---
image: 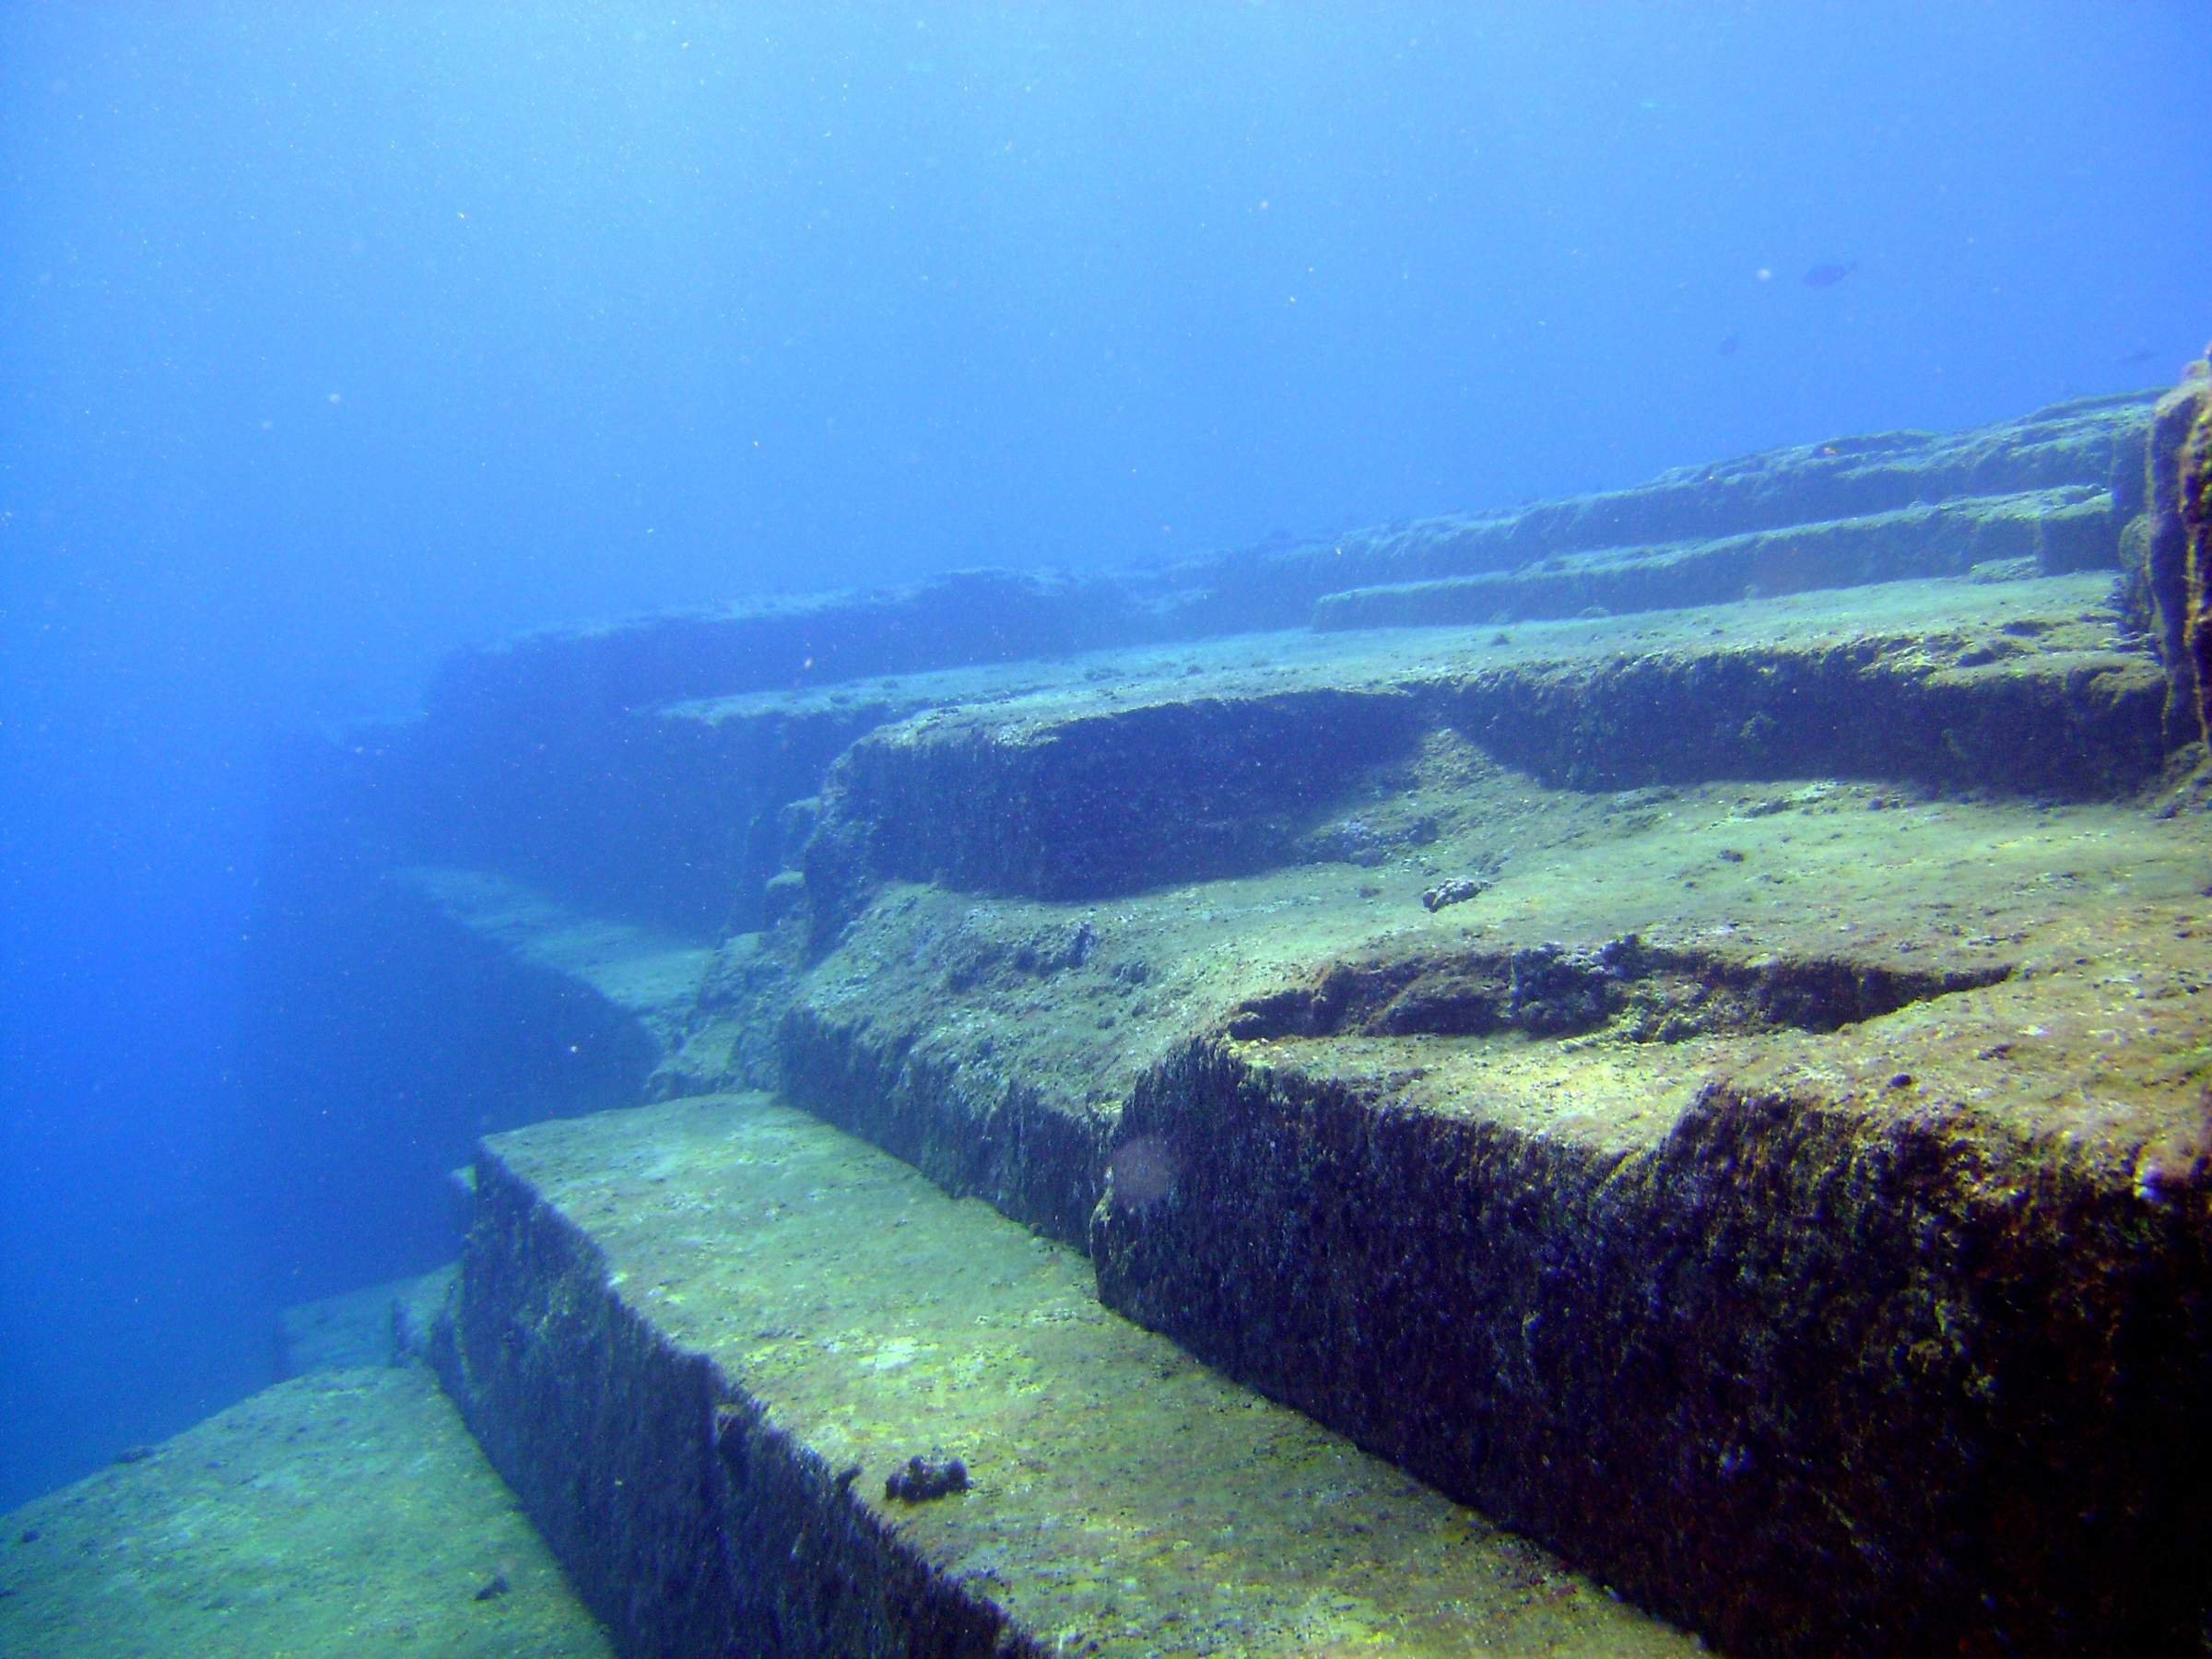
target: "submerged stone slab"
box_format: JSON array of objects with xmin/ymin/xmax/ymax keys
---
[
  {"xmin": 2124, "ymin": 357, "xmax": 2212, "ymax": 748},
  {"xmin": 1092, "ymin": 1029, "xmax": 2212, "ymax": 1653},
  {"xmin": 396, "ymin": 551, "xmax": 2206, "ymax": 1649},
  {"xmin": 408, "ymin": 395, "xmax": 2153, "ymax": 748},
  {"xmin": 1168, "ymin": 392, "xmax": 2152, "ymax": 629},
  {"xmin": 422, "ymin": 568, "xmax": 1146, "ymax": 737},
  {"xmin": 439, "ymin": 1091, "xmax": 1697, "ymax": 1656},
  {"xmin": 0, "ymin": 1366, "xmax": 610, "ymax": 1658},
  {"xmin": 805, "ymin": 574, "xmax": 2161, "ymax": 928},
  {"xmin": 285, "ymin": 394, "xmax": 2158, "ymax": 948},
  {"xmin": 1311, "ymin": 488, "xmax": 2112, "ymax": 631}
]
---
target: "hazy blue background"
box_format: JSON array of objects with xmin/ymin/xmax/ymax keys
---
[{"xmin": 2, "ymin": 1, "xmax": 2206, "ymax": 1508}]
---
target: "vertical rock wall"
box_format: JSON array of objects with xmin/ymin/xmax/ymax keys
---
[
  {"xmin": 2182, "ymin": 374, "xmax": 2212, "ymax": 747},
  {"xmin": 2125, "ymin": 355, "xmax": 2212, "ymax": 749}
]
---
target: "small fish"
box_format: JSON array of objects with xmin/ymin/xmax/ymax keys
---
[
  {"xmin": 2118, "ymin": 347, "xmax": 2159, "ymax": 367},
  {"xmin": 1802, "ymin": 261, "xmax": 1859, "ymax": 288},
  {"xmin": 1715, "ymin": 333, "xmax": 1742, "ymax": 358}
]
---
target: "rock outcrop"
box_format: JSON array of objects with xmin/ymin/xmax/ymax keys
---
[
  {"xmin": 243, "ymin": 385, "xmax": 2212, "ymax": 1654},
  {"xmin": 2124, "ymin": 354, "xmax": 2212, "ymax": 749}
]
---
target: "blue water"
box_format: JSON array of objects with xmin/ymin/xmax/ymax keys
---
[{"xmin": 1, "ymin": 2, "xmax": 2206, "ymax": 1512}]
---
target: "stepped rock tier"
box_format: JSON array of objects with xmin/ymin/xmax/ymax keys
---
[{"xmin": 238, "ymin": 383, "xmax": 2212, "ymax": 1654}]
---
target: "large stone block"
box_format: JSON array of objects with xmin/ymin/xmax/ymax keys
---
[{"xmin": 436, "ymin": 1092, "xmax": 1696, "ymax": 1655}]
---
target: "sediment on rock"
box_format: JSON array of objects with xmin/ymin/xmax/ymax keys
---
[
  {"xmin": 241, "ymin": 383, "xmax": 2212, "ymax": 1655},
  {"xmin": 1441, "ymin": 636, "xmax": 2164, "ymax": 798},
  {"xmin": 423, "ymin": 569, "xmax": 1145, "ymax": 736},
  {"xmin": 2182, "ymin": 375, "xmax": 2212, "ymax": 746},
  {"xmin": 1160, "ymin": 392, "xmax": 2152, "ymax": 632},
  {"xmin": 812, "ymin": 688, "xmax": 1419, "ymax": 912},
  {"xmin": 1223, "ymin": 935, "xmax": 2011, "ymax": 1044},
  {"xmin": 276, "ymin": 394, "xmax": 2169, "ymax": 969}
]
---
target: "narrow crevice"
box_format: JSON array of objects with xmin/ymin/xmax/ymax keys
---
[{"xmin": 1226, "ymin": 935, "xmax": 2012, "ymax": 1045}]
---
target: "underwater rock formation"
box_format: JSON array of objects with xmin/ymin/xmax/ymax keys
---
[{"xmin": 247, "ymin": 389, "xmax": 2212, "ymax": 1655}]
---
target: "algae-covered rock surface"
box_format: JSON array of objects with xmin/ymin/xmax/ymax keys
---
[
  {"xmin": 779, "ymin": 682, "xmax": 2212, "ymax": 1649},
  {"xmin": 441, "ymin": 1089, "xmax": 1697, "ymax": 1656},
  {"xmin": 406, "ymin": 567, "xmax": 2212, "ymax": 1652},
  {"xmin": 249, "ymin": 383, "xmax": 2212, "ymax": 1653},
  {"xmin": 0, "ymin": 1366, "xmax": 610, "ymax": 1658}
]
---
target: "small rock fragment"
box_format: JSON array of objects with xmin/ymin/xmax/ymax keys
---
[
  {"xmin": 885, "ymin": 1454, "xmax": 970, "ymax": 1502},
  {"xmin": 1421, "ymin": 877, "xmax": 1490, "ymax": 912}
]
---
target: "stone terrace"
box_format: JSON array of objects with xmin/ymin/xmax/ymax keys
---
[{"xmin": 237, "ymin": 383, "xmax": 2212, "ymax": 1654}]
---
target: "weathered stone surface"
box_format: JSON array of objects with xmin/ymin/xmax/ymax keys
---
[
  {"xmin": 232, "ymin": 841, "xmax": 665, "ymax": 1290},
  {"xmin": 799, "ymin": 576, "xmax": 2161, "ymax": 939},
  {"xmin": 278, "ymin": 1265, "xmax": 457, "ymax": 1375},
  {"xmin": 0, "ymin": 1367, "xmax": 611, "ymax": 1657},
  {"xmin": 400, "ymin": 865, "xmax": 712, "ymax": 1056},
  {"xmin": 394, "ymin": 558, "xmax": 2206, "ymax": 1651},
  {"xmin": 266, "ymin": 394, "xmax": 2170, "ymax": 967},
  {"xmin": 438, "ymin": 1092, "xmax": 1696, "ymax": 1655},
  {"xmin": 813, "ymin": 688, "xmax": 1416, "ymax": 912},
  {"xmin": 423, "ymin": 568, "xmax": 1146, "ymax": 736},
  {"xmin": 1093, "ymin": 1042, "xmax": 2211, "ymax": 1654},
  {"xmin": 764, "ymin": 738, "xmax": 2212, "ymax": 1651},
  {"xmin": 1160, "ymin": 392, "xmax": 2151, "ymax": 632},
  {"xmin": 408, "ymin": 396, "xmax": 2155, "ymax": 747},
  {"xmin": 1311, "ymin": 488, "xmax": 2112, "ymax": 631}
]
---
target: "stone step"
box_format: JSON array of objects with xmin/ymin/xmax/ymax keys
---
[
  {"xmin": 397, "ymin": 560, "xmax": 2211, "ymax": 1649},
  {"xmin": 1218, "ymin": 391, "xmax": 2150, "ymax": 619},
  {"xmin": 277, "ymin": 1265, "xmax": 457, "ymax": 1376},
  {"xmin": 413, "ymin": 394, "xmax": 2153, "ymax": 737},
  {"xmin": 766, "ymin": 756, "xmax": 2212, "ymax": 1650},
  {"xmin": 805, "ymin": 574, "xmax": 2162, "ymax": 927},
  {"xmin": 0, "ymin": 1366, "xmax": 611, "ymax": 1657},
  {"xmin": 436, "ymin": 1089, "xmax": 1699, "ymax": 1656},
  {"xmin": 282, "ymin": 394, "xmax": 2157, "ymax": 947},
  {"xmin": 233, "ymin": 380, "xmax": 2212, "ymax": 1652},
  {"xmin": 1310, "ymin": 488, "xmax": 2113, "ymax": 631}
]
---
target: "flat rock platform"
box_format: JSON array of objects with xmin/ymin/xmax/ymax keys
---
[
  {"xmin": 0, "ymin": 1366, "xmax": 610, "ymax": 1658},
  {"xmin": 441, "ymin": 1090, "xmax": 1696, "ymax": 1655}
]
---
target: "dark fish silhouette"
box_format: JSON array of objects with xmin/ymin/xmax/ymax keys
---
[
  {"xmin": 1802, "ymin": 261, "xmax": 1858, "ymax": 288},
  {"xmin": 2118, "ymin": 347, "xmax": 2159, "ymax": 367}
]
